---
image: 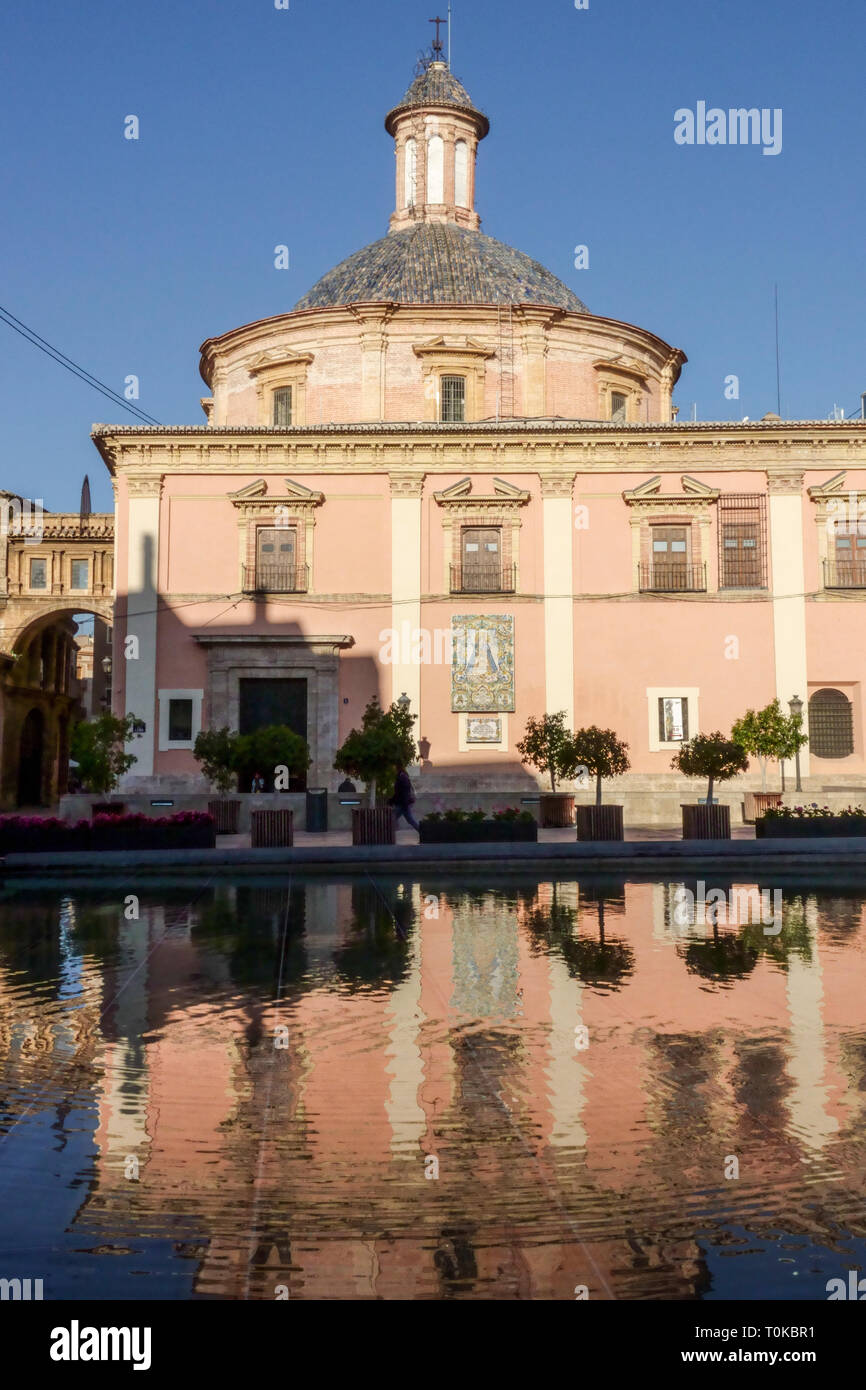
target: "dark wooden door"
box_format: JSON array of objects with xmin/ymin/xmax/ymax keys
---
[{"xmin": 461, "ymin": 527, "xmax": 500, "ymax": 591}]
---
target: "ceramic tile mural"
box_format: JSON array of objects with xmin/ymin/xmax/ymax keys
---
[{"xmin": 451, "ymin": 614, "xmax": 514, "ymax": 712}]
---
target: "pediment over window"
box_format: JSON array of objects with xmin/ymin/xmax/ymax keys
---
[
  {"xmin": 623, "ymin": 475, "xmax": 719, "ymax": 507},
  {"xmin": 247, "ymin": 350, "xmax": 315, "ymax": 376},
  {"xmin": 433, "ymin": 476, "xmax": 530, "ymax": 507},
  {"xmin": 412, "ymin": 337, "xmax": 495, "ymax": 361},
  {"xmin": 229, "ymin": 478, "xmax": 324, "ymax": 511},
  {"xmin": 808, "ymin": 471, "xmax": 848, "ymax": 500}
]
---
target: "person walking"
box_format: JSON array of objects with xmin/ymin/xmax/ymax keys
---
[{"xmin": 390, "ymin": 761, "xmax": 420, "ymax": 835}]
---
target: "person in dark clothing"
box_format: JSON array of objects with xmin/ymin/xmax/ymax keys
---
[{"xmin": 390, "ymin": 762, "xmax": 420, "ymax": 833}]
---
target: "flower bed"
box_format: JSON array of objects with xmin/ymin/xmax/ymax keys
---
[
  {"xmin": 419, "ymin": 808, "xmax": 538, "ymax": 844},
  {"xmin": 0, "ymin": 811, "xmax": 215, "ymax": 855},
  {"xmin": 756, "ymin": 805, "xmax": 866, "ymax": 838}
]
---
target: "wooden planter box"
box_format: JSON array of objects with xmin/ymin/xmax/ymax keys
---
[
  {"xmin": 743, "ymin": 791, "xmax": 783, "ymax": 824},
  {"xmin": 208, "ymin": 798, "xmax": 241, "ymax": 835},
  {"xmin": 756, "ymin": 817, "xmax": 866, "ymax": 838},
  {"xmin": 352, "ymin": 808, "xmax": 396, "ymax": 846},
  {"xmin": 250, "ymin": 808, "xmax": 294, "ymax": 848},
  {"xmin": 575, "ymin": 805, "xmax": 624, "ymax": 841},
  {"xmin": 419, "ymin": 820, "xmax": 538, "ymax": 844},
  {"xmin": 681, "ymin": 804, "xmax": 731, "ymax": 840},
  {"xmin": 539, "ymin": 793, "xmax": 575, "ymax": 828}
]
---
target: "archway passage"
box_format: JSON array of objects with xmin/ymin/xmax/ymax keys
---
[{"xmin": 18, "ymin": 707, "xmax": 45, "ymax": 806}]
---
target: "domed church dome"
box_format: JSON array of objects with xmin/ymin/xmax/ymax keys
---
[
  {"xmin": 294, "ymin": 222, "xmax": 586, "ymax": 312},
  {"xmin": 294, "ymin": 57, "xmax": 586, "ymax": 316}
]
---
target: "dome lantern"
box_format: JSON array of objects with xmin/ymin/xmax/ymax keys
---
[{"xmin": 385, "ymin": 58, "xmax": 489, "ymax": 233}]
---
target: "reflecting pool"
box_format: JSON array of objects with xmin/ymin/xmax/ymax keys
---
[{"xmin": 0, "ymin": 873, "xmax": 865, "ymax": 1300}]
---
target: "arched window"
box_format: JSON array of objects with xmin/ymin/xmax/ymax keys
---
[
  {"xmin": 454, "ymin": 140, "xmax": 468, "ymax": 208},
  {"xmin": 427, "ymin": 135, "xmax": 444, "ymax": 203},
  {"xmin": 808, "ymin": 688, "xmax": 854, "ymax": 758},
  {"xmin": 404, "ymin": 137, "xmax": 417, "ymax": 207}
]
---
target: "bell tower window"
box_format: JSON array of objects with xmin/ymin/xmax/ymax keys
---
[
  {"xmin": 455, "ymin": 140, "xmax": 468, "ymax": 208},
  {"xmin": 427, "ymin": 134, "xmax": 444, "ymax": 203},
  {"xmin": 404, "ymin": 137, "xmax": 417, "ymax": 207}
]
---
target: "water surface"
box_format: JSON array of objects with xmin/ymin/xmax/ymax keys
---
[{"xmin": 0, "ymin": 872, "xmax": 864, "ymax": 1300}]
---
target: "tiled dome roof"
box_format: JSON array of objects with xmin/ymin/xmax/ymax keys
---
[
  {"xmin": 294, "ymin": 223, "xmax": 587, "ymax": 312},
  {"xmin": 385, "ymin": 62, "xmax": 489, "ymax": 136}
]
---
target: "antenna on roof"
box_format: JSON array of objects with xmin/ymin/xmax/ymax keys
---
[{"xmin": 774, "ymin": 283, "xmax": 782, "ymax": 417}]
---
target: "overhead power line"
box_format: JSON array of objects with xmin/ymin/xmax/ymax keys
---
[{"xmin": 0, "ymin": 303, "xmax": 163, "ymax": 426}]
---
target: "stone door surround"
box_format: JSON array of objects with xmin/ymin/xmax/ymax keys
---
[{"xmin": 194, "ymin": 634, "xmax": 353, "ymax": 788}]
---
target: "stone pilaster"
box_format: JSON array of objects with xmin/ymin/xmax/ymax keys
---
[
  {"xmin": 767, "ymin": 469, "xmax": 810, "ymax": 777},
  {"xmin": 389, "ymin": 473, "xmax": 424, "ymax": 727},
  {"xmin": 539, "ymin": 473, "xmax": 575, "ymax": 727}
]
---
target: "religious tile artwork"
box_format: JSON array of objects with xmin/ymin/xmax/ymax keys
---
[
  {"xmin": 451, "ymin": 898, "xmax": 520, "ymax": 1019},
  {"xmin": 451, "ymin": 614, "xmax": 514, "ymax": 712},
  {"xmin": 466, "ymin": 716, "xmax": 502, "ymax": 744}
]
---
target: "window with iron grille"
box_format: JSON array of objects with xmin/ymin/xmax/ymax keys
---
[
  {"xmin": 808, "ymin": 688, "xmax": 854, "ymax": 758},
  {"xmin": 272, "ymin": 386, "xmax": 293, "ymax": 427},
  {"xmin": 29, "ymin": 557, "xmax": 47, "ymax": 590},
  {"xmin": 440, "ymin": 375, "xmax": 466, "ymax": 423},
  {"xmin": 718, "ymin": 494, "xmax": 768, "ymax": 588},
  {"xmin": 610, "ymin": 391, "xmax": 627, "ymax": 423}
]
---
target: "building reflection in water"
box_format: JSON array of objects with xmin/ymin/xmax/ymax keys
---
[{"xmin": 0, "ymin": 873, "xmax": 864, "ymax": 1300}]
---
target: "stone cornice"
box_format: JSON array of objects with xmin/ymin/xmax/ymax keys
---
[
  {"xmin": 36, "ymin": 515, "xmax": 114, "ymax": 539},
  {"xmin": 193, "ymin": 633, "xmax": 354, "ymax": 653},
  {"xmin": 389, "ymin": 472, "xmax": 426, "ymax": 498},
  {"xmin": 91, "ymin": 422, "xmax": 866, "ymax": 479}
]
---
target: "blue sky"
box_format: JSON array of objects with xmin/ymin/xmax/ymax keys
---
[{"xmin": 1, "ymin": 0, "xmax": 864, "ymax": 512}]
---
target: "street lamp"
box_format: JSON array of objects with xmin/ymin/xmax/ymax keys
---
[
  {"xmin": 397, "ymin": 691, "xmax": 410, "ymax": 711},
  {"xmin": 789, "ymin": 695, "xmax": 804, "ymax": 793},
  {"xmin": 100, "ymin": 655, "xmax": 112, "ymax": 709}
]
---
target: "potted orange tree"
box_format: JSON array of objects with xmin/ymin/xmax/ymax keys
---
[
  {"xmin": 572, "ymin": 726, "xmax": 630, "ymax": 841},
  {"xmin": 516, "ymin": 712, "xmax": 578, "ymax": 827},
  {"xmin": 193, "ymin": 726, "xmax": 241, "ymax": 834},
  {"xmin": 334, "ymin": 697, "xmax": 417, "ymax": 844},
  {"xmin": 672, "ymin": 732, "xmax": 749, "ymax": 839}
]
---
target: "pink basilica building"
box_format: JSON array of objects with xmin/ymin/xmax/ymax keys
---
[{"xmin": 92, "ymin": 57, "xmax": 866, "ymax": 817}]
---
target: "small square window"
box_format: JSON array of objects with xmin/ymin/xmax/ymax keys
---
[
  {"xmin": 29, "ymin": 558, "xmax": 47, "ymax": 590},
  {"xmin": 70, "ymin": 560, "xmax": 89, "ymax": 590},
  {"xmin": 168, "ymin": 699, "xmax": 193, "ymax": 742}
]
